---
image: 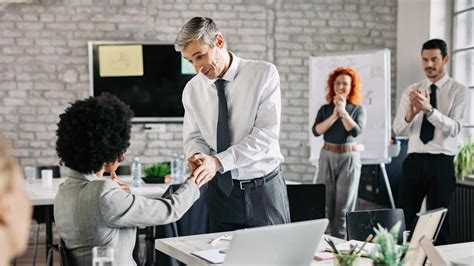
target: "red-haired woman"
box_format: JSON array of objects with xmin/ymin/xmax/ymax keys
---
[{"xmin": 312, "ymin": 67, "xmax": 366, "ymax": 239}]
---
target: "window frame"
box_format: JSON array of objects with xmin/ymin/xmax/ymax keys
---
[{"xmin": 451, "ymin": 2, "xmax": 474, "ymax": 132}]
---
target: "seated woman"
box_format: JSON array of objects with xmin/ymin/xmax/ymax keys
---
[
  {"xmin": 54, "ymin": 93, "xmax": 203, "ymax": 265},
  {"xmin": 0, "ymin": 134, "xmax": 32, "ymax": 265}
]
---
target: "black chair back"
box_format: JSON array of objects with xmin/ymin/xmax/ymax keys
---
[
  {"xmin": 286, "ymin": 184, "xmax": 326, "ymax": 222},
  {"xmin": 346, "ymin": 208, "xmax": 406, "ymax": 243},
  {"xmin": 36, "ymin": 165, "xmax": 61, "ymax": 178},
  {"xmin": 103, "ymin": 165, "xmax": 131, "ymax": 176},
  {"xmin": 47, "ymin": 238, "xmax": 70, "ymax": 266},
  {"xmin": 59, "ymin": 238, "xmax": 71, "ymax": 266}
]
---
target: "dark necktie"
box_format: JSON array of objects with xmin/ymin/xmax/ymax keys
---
[
  {"xmin": 419, "ymin": 84, "xmax": 437, "ymax": 144},
  {"xmin": 215, "ymin": 79, "xmax": 233, "ymax": 196}
]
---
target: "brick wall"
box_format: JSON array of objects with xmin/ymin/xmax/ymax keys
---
[{"xmin": 0, "ymin": 0, "xmax": 397, "ymax": 182}]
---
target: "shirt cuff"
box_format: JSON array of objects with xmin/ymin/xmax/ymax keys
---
[
  {"xmin": 214, "ymin": 150, "xmax": 234, "ymax": 173},
  {"xmin": 401, "ymin": 116, "xmax": 411, "ymax": 126},
  {"xmin": 427, "ymin": 108, "xmax": 441, "ymax": 125}
]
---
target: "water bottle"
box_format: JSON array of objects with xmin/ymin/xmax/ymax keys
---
[
  {"xmin": 131, "ymin": 157, "xmax": 141, "ymax": 187},
  {"xmin": 170, "ymin": 153, "xmax": 178, "ymax": 184},
  {"xmin": 178, "ymin": 154, "xmax": 186, "ymax": 183}
]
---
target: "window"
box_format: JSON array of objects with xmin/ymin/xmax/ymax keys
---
[{"xmin": 452, "ymin": 0, "xmax": 474, "ymax": 138}]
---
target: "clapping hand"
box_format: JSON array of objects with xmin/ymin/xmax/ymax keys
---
[
  {"xmin": 333, "ymin": 95, "xmax": 348, "ymax": 117},
  {"xmin": 405, "ymin": 88, "xmax": 425, "ymax": 122},
  {"xmin": 411, "ymin": 88, "xmax": 431, "ymax": 112}
]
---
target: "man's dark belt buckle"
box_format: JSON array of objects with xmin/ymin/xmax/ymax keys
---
[{"xmin": 239, "ymin": 179, "xmax": 254, "ymax": 190}]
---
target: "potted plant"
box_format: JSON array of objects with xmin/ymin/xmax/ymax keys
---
[
  {"xmin": 454, "ymin": 140, "xmax": 474, "ymax": 180},
  {"xmin": 325, "ymin": 235, "xmax": 372, "ymax": 266},
  {"xmin": 142, "ymin": 162, "xmax": 172, "ymax": 183},
  {"xmin": 369, "ymin": 222, "xmax": 408, "ymax": 266}
]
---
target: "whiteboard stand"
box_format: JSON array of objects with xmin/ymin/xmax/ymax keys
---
[
  {"xmin": 379, "ymin": 162, "xmax": 395, "ymax": 209},
  {"xmin": 312, "ymin": 166, "xmax": 318, "ymax": 184},
  {"xmin": 362, "ymin": 158, "xmax": 395, "ymax": 209}
]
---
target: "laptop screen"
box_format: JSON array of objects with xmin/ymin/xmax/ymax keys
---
[{"xmin": 223, "ymin": 219, "xmax": 329, "ymax": 266}]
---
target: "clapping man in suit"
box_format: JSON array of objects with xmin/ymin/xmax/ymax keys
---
[{"xmin": 393, "ymin": 39, "xmax": 470, "ymax": 244}]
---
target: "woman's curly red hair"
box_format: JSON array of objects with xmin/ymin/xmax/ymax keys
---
[{"xmin": 325, "ymin": 67, "xmax": 362, "ymax": 105}]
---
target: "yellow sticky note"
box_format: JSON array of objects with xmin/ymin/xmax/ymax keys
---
[{"xmin": 99, "ymin": 45, "xmax": 144, "ymax": 77}]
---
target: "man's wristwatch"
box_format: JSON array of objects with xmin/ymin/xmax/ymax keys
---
[{"xmin": 425, "ymin": 106, "xmax": 435, "ymax": 117}]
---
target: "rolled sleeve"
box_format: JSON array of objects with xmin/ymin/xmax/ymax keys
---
[
  {"xmin": 348, "ymin": 105, "xmax": 366, "ymax": 137},
  {"xmin": 427, "ymin": 86, "xmax": 470, "ymax": 137},
  {"xmin": 218, "ymin": 64, "xmax": 281, "ymax": 171},
  {"xmin": 393, "ymin": 87, "xmax": 414, "ymax": 136},
  {"xmin": 182, "ymin": 85, "xmax": 212, "ymax": 158}
]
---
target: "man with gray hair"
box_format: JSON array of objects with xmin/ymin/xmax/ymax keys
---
[{"xmin": 175, "ymin": 17, "xmax": 290, "ymax": 232}]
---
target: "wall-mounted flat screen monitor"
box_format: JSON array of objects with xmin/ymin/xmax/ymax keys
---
[{"xmin": 88, "ymin": 41, "xmax": 196, "ymax": 122}]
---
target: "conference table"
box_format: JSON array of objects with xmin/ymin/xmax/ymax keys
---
[
  {"xmin": 155, "ymin": 232, "xmax": 474, "ymax": 266},
  {"xmin": 25, "ymin": 176, "xmax": 170, "ymax": 266}
]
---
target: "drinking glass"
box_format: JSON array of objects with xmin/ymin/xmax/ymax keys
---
[
  {"xmin": 41, "ymin": 169, "xmax": 53, "ymax": 187},
  {"xmin": 24, "ymin": 166, "xmax": 36, "ymax": 183}
]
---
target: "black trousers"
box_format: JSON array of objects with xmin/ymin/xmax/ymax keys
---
[
  {"xmin": 397, "ymin": 153, "xmax": 455, "ymax": 245},
  {"xmin": 206, "ymin": 170, "xmax": 291, "ymax": 233}
]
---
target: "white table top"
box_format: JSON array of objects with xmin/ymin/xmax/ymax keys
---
[
  {"xmin": 25, "ymin": 176, "xmax": 170, "ymax": 206},
  {"xmin": 155, "ymin": 232, "xmax": 369, "ymax": 266},
  {"xmin": 155, "ymin": 232, "xmax": 474, "ymax": 266}
]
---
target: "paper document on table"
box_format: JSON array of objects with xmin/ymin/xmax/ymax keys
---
[{"xmin": 191, "ymin": 248, "xmax": 225, "ymax": 264}]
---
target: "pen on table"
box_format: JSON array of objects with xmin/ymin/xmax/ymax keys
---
[
  {"xmin": 209, "ymin": 233, "xmax": 231, "ymax": 246},
  {"xmin": 355, "ymin": 234, "xmax": 373, "ymax": 254},
  {"xmin": 325, "ymin": 237, "xmax": 340, "ymax": 255}
]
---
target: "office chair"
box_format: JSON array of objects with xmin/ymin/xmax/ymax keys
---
[
  {"xmin": 36, "ymin": 165, "xmax": 61, "ymax": 178},
  {"xmin": 286, "ymin": 184, "xmax": 326, "ymax": 222},
  {"xmin": 46, "ymin": 238, "xmax": 70, "ymax": 266},
  {"xmin": 346, "ymin": 208, "xmax": 406, "ymax": 243},
  {"xmin": 103, "ymin": 165, "xmax": 131, "ymax": 176},
  {"xmin": 31, "ymin": 165, "xmax": 60, "ymax": 265}
]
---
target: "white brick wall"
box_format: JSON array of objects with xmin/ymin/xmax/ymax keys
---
[{"xmin": 0, "ymin": 0, "xmax": 397, "ymax": 182}]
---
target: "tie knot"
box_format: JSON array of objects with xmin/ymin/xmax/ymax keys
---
[
  {"xmin": 215, "ymin": 79, "xmax": 226, "ymax": 91},
  {"xmin": 430, "ymin": 84, "xmax": 437, "ymax": 91}
]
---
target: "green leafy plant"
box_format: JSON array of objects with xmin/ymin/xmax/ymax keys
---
[
  {"xmin": 454, "ymin": 140, "xmax": 474, "ymax": 180},
  {"xmin": 369, "ymin": 222, "xmax": 408, "ymax": 266},
  {"xmin": 144, "ymin": 163, "xmax": 170, "ymax": 177}
]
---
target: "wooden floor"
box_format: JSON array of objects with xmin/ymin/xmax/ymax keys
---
[
  {"xmin": 13, "ymin": 222, "xmax": 147, "ymax": 266},
  {"xmin": 14, "ymin": 222, "xmax": 60, "ymax": 266}
]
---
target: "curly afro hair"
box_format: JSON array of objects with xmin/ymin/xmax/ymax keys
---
[{"xmin": 56, "ymin": 93, "xmax": 134, "ymax": 174}]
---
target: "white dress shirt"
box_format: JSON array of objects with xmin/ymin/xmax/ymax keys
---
[
  {"xmin": 182, "ymin": 53, "xmax": 284, "ymax": 180},
  {"xmin": 393, "ymin": 74, "xmax": 470, "ymax": 155}
]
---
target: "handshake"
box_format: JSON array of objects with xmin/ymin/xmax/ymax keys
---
[{"xmin": 186, "ymin": 153, "xmax": 222, "ymax": 188}]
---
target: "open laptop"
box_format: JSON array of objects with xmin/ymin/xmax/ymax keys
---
[
  {"xmin": 222, "ymin": 219, "xmax": 329, "ymax": 265},
  {"xmin": 405, "ymin": 208, "xmax": 448, "ymax": 266}
]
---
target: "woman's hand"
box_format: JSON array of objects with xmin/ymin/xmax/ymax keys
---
[
  {"xmin": 111, "ymin": 171, "xmax": 131, "ymax": 193},
  {"xmin": 334, "ymin": 95, "xmax": 347, "ymax": 117}
]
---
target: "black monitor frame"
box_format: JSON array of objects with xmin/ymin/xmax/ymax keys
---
[{"xmin": 88, "ymin": 41, "xmax": 195, "ymax": 123}]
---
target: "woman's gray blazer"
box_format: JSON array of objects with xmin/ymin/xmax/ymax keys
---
[{"xmin": 54, "ymin": 170, "xmax": 200, "ymax": 265}]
